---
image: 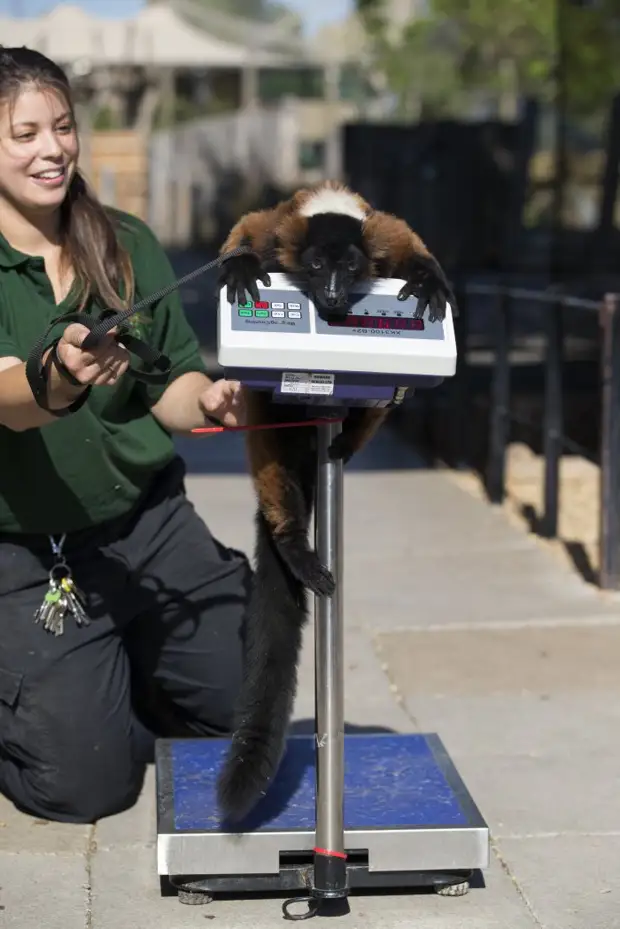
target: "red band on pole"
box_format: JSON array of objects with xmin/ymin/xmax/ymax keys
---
[{"xmin": 313, "ymin": 847, "xmax": 348, "ymax": 860}]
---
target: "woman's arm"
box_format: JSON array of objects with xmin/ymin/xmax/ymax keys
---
[
  {"xmin": 0, "ymin": 323, "xmax": 130, "ymax": 432},
  {"xmin": 0, "ymin": 353, "xmax": 85, "ymax": 431},
  {"xmin": 150, "ymin": 371, "xmax": 246, "ymax": 434}
]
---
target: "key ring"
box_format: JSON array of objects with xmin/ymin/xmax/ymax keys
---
[{"xmin": 50, "ymin": 560, "xmax": 71, "ymax": 583}]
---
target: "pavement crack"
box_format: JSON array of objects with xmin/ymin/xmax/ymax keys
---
[
  {"xmin": 372, "ymin": 634, "xmax": 420, "ymax": 728},
  {"xmin": 85, "ymin": 824, "xmax": 97, "ymax": 929},
  {"xmin": 491, "ymin": 839, "xmax": 546, "ymax": 928}
]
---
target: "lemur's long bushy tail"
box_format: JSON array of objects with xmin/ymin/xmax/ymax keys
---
[{"xmin": 216, "ymin": 509, "xmax": 310, "ymax": 822}]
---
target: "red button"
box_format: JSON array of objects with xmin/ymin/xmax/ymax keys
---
[{"xmin": 254, "ymin": 301, "xmax": 269, "ymax": 309}]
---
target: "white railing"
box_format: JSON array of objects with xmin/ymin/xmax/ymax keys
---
[{"xmin": 147, "ymin": 100, "xmax": 302, "ymax": 246}]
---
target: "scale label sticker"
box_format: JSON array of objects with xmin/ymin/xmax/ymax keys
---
[{"xmin": 281, "ymin": 372, "xmax": 335, "ymax": 395}]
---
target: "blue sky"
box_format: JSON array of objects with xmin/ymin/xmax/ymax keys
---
[
  {"xmin": 280, "ymin": 0, "xmax": 354, "ymax": 33},
  {"xmin": 0, "ymin": 0, "xmax": 354, "ymax": 34}
]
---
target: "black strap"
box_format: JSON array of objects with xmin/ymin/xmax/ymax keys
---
[
  {"xmin": 25, "ymin": 246, "xmax": 252, "ymax": 414},
  {"xmin": 32, "ymin": 341, "xmax": 93, "ymax": 418},
  {"xmin": 49, "ymin": 337, "xmax": 82, "ymax": 387}
]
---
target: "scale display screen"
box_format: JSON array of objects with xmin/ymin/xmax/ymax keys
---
[{"xmin": 327, "ymin": 315, "xmax": 425, "ymax": 331}]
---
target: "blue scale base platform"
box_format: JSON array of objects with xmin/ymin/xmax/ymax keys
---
[{"xmin": 156, "ymin": 732, "xmax": 489, "ymax": 897}]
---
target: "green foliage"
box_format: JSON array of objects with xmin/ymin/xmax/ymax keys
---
[
  {"xmin": 356, "ymin": 0, "xmax": 620, "ymax": 119},
  {"xmin": 357, "ymin": 3, "xmax": 466, "ymax": 118},
  {"xmin": 562, "ymin": 0, "xmax": 620, "ymax": 115},
  {"xmin": 92, "ymin": 105, "xmax": 122, "ymax": 130},
  {"xmin": 433, "ymin": 0, "xmax": 555, "ymax": 96}
]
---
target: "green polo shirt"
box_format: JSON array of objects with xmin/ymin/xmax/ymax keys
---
[{"xmin": 0, "ymin": 209, "xmax": 209, "ymax": 535}]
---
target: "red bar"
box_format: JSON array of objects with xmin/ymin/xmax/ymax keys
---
[
  {"xmin": 191, "ymin": 417, "xmax": 345, "ymax": 435},
  {"xmin": 314, "ymin": 847, "xmax": 348, "ymax": 860}
]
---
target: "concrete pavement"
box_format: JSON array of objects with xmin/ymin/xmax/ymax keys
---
[{"xmin": 2, "ymin": 423, "xmax": 620, "ymax": 928}]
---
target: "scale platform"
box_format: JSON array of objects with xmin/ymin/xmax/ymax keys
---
[{"xmin": 156, "ymin": 732, "xmax": 489, "ymax": 899}]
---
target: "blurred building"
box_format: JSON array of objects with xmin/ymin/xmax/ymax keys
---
[
  {"xmin": 0, "ymin": 2, "xmax": 313, "ymax": 124},
  {"xmin": 0, "ymin": 1, "xmax": 384, "ymax": 243}
]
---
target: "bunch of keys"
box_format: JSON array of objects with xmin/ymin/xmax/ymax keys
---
[{"xmin": 34, "ymin": 561, "xmax": 90, "ymax": 636}]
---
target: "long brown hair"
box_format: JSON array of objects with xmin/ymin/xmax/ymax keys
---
[{"xmin": 0, "ymin": 45, "xmax": 134, "ymax": 311}]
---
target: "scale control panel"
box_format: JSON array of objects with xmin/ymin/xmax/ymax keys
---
[
  {"xmin": 230, "ymin": 291, "xmax": 311, "ymax": 334},
  {"xmin": 228, "ymin": 288, "xmax": 443, "ymax": 342},
  {"xmin": 219, "ymin": 274, "xmax": 457, "ymax": 380}
]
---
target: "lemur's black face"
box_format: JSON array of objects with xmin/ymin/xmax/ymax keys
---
[{"xmin": 298, "ymin": 213, "xmax": 371, "ymax": 312}]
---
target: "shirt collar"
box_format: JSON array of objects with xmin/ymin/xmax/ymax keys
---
[{"xmin": 0, "ymin": 232, "xmax": 35, "ymax": 269}]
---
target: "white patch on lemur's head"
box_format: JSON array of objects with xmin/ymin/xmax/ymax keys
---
[{"xmin": 299, "ymin": 187, "xmax": 367, "ymax": 222}]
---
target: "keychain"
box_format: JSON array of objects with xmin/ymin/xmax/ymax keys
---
[{"xmin": 33, "ymin": 534, "xmax": 90, "ymax": 636}]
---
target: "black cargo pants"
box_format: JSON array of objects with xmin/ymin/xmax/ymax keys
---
[{"xmin": 0, "ymin": 456, "xmax": 250, "ymax": 823}]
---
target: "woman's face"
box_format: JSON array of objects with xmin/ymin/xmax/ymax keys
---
[{"xmin": 0, "ymin": 83, "xmax": 79, "ymax": 215}]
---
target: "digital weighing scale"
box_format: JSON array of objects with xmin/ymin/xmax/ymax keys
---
[{"xmin": 156, "ymin": 273, "xmax": 489, "ymax": 918}]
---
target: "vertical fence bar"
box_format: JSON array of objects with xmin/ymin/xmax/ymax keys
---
[
  {"xmin": 486, "ymin": 290, "xmax": 511, "ymax": 504},
  {"xmin": 541, "ymin": 299, "xmax": 564, "ymax": 538},
  {"xmin": 451, "ymin": 285, "xmax": 470, "ymax": 469},
  {"xmin": 599, "ymin": 293, "xmax": 620, "ymax": 589}
]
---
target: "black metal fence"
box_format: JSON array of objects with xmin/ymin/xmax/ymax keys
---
[{"xmin": 445, "ymin": 283, "xmax": 620, "ymax": 591}]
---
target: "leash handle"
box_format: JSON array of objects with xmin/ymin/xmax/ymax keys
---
[{"xmin": 25, "ymin": 246, "xmax": 252, "ymax": 413}]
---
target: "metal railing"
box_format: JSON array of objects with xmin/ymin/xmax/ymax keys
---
[{"xmin": 454, "ymin": 282, "xmax": 620, "ymax": 591}]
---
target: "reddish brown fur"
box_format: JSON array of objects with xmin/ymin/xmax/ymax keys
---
[
  {"xmin": 220, "ymin": 200, "xmax": 292, "ymax": 258},
  {"xmin": 243, "ymin": 392, "xmax": 292, "ymax": 537},
  {"xmin": 363, "ymin": 210, "xmax": 432, "ymax": 268},
  {"xmin": 250, "ymin": 452, "xmax": 291, "ymax": 536}
]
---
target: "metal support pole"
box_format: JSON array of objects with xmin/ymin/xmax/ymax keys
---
[{"xmin": 313, "ymin": 419, "xmax": 347, "ymax": 899}]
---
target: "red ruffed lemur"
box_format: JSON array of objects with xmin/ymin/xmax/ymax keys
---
[{"xmin": 215, "ymin": 180, "xmax": 455, "ymax": 822}]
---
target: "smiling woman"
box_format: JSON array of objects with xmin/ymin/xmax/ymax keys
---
[
  {"xmin": 0, "ymin": 49, "xmax": 135, "ymax": 311},
  {"xmin": 0, "ymin": 46, "xmax": 254, "ymax": 827},
  {"xmin": 5, "ymin": 88, "xmax": 77, "ymax": 194}
]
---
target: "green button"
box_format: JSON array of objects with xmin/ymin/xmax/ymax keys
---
[
  {"xmin": 238, "ymin": 309, "xmax": 253, "ymax": 317},
  {"xmin": 255, "ymin": 310, "xmax": 269, "ymax": 318},
  {"xmin": 238, "ymin": 301, "xmax": 253, "ymax": 309}
]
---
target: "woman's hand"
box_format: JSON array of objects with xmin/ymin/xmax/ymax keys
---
[
  {"xmin": 56, "ymin": 323, "xmax": 130, "ymax": 387},
  {"xmin": 198, "ymin": 378, "xmax": 247, "ymax": 428}
]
